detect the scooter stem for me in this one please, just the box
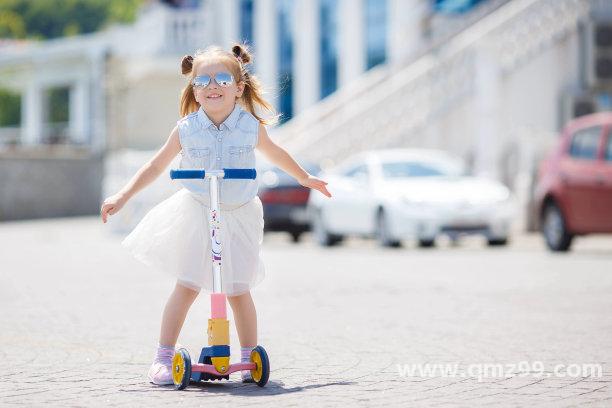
[209,175,222,293]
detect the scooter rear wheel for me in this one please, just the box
[250,345,270,387]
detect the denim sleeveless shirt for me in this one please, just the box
[176,104,259,205]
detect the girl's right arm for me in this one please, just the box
[101,126,181,223]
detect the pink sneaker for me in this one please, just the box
[147,343,182,386]
[148,361,174,385]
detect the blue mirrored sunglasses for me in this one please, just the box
[192,72,234,88]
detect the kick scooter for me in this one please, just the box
[169,168,270,390]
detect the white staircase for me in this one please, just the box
[272,0,589,166]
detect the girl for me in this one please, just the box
[100,44,331,385]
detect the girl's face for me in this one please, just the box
[193,61,244,116]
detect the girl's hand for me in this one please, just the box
[299,174,332,198]
[101,193,128,223]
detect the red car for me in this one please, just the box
[535,112,612,251]
[257,160,320,242]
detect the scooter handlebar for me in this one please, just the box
[170,169,206,179]
[222,168,257,179]
[170,168,257,180]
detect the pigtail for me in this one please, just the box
[179,55,199,117]
[181,55,194,74]
[232,44,251,64]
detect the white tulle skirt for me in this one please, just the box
[121,188,265,296]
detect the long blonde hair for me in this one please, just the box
[179,44,278,125]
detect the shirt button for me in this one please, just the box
[217,157,221,161]
[217,138,221,142]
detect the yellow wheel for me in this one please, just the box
[172,348,192,390]
[250,345,269,387]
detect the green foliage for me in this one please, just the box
[0,0,145,40]
[0,10,25,38]
[108,0,144,24]
[0,88,21,126]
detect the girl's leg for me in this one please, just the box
[148,281,199,385]
[227,291,258,382]
[159,281,200,346]
[227,291,257,347]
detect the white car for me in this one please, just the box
[308,149,515,247]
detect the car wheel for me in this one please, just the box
[312,209,343,247]
[542,202,573,252]
[290,231,302,243]
[487,238,508,246]
[376,210,401,248]
[418,238,436,248]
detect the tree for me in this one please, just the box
[0,0,145,40]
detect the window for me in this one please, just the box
[320,0,338,99]
[366,0,386,69]
[569,126,601,160]
[344,164,369,179]
[240,0,254,45]
[278,0,294,123]
[381,161,448,178]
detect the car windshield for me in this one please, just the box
[381,161,460,178]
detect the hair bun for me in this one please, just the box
[231,44,251,64]
[181,55,194,75]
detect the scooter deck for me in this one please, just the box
[191,362,256,376]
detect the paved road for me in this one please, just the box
[1,217,611,407]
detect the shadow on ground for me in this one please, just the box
[140,379,357,396]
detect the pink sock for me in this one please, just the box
[241,347,254,381]
[241,346,254,362]
[155,343,175,366]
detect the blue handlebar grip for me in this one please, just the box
[170,169,206,179]
[223,168,257,179]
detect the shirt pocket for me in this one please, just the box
[228,145,253,168]
[187,147,211,169]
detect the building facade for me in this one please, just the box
[1,0,594,224]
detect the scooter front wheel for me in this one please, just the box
[172,348,192,390]
[250,345,270,387]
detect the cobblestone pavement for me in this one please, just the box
[0,217,611,407]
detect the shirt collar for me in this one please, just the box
[197,104,242,131]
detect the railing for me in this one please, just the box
[161,6,212,55]
[273,0,588,165]
[0,126,19,146]
[40,122,70,145]
[0,122,89,147]
[426,0,514,55]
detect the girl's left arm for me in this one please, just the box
[256,124,331,198]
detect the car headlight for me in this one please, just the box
[261,170,279,187]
